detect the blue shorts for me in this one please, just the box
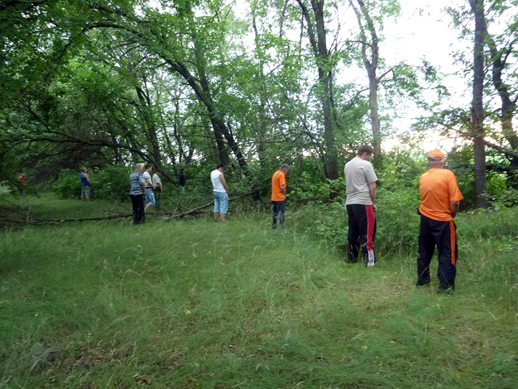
[145,188,155,206]
[213,191,228,214]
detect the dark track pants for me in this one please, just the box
[130,194,145,224]
[347,204,376,264]
[417,215,457,289]
[272,200,286,228]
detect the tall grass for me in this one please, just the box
[0,196,517,388]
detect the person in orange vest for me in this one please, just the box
[417,150,463,293]
[271,164,290,228]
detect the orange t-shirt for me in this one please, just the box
[419,168,463,221]
[271,171,287,201]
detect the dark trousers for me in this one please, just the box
[347,204,376,263]
[130,194,145,224]
[417,215,457,289]
[272,200,286,228]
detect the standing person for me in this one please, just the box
[211,163,229,222]
[271,164,290,229]
[179,168,186,200]
[18,174,26,197]
[79,168,91,201]
[130,163,146,224]
[416,150,463,293]
[143,164,156,212]
[344,145,378,266]
[152,169,162,202]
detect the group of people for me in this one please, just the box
[129,164,164,223]
[344,145,462,293]
[125,143,462,293]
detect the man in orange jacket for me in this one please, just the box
[417,150,463,293]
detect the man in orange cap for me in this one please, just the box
[417,149,463,293]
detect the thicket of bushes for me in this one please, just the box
[51,155,518,257]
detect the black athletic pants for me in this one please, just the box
[417,215,457,289]
[130,194,145,224]
[346,204,376,263]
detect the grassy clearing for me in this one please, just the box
[0,194,517,388]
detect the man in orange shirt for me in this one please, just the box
[417,150,463,293]
[271,164,290,228]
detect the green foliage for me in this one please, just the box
[53,165,132,202]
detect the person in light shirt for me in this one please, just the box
[344,145,378,266]
[210,164,229,222]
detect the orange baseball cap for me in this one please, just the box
[428,149,445,160]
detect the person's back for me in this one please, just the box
[419,169,460,221]
[211,169,225,192]
[344,157,376,205]
[130,170,144,195]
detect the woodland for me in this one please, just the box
[2,2,518,387]
[1,0,518,209]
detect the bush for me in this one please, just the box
[53,165,132,202]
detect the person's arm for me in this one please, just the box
[368,181,377,212]
[158,181,162,190]
[450,201,460,219]
[145,176,155,190]
[280,184,286,196]
[219,174,229,195]
[84,173,90,185]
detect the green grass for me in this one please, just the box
[1,193,517,388]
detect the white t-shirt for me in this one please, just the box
[211,170,226,193]
[143,172,152,188]
[344,157,377,205]
[152,173,161,187]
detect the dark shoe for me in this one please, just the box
[416,279,430,287]
[437,286,455,294]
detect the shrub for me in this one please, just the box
[53,165,132,202]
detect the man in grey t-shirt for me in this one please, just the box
[344,144,378,266]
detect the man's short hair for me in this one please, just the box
[135,163,144,170]
[81,168,87,172]
[357,145,373,156]
[216,163,225,169]
[144,164,152,170]
[280,164,290,171]
[155,169,162,173]
[180,168,185,172]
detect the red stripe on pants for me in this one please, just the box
[366,205,375,252]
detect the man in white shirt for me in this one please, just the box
[210,163,229,222]
[152,169,162,201]
[344,145,378,266]
[143,164,156,212]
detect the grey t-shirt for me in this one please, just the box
[344,157,377,205]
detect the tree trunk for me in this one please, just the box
[352,0,382,168]
[470,0,489,208]
[296,0,339,181]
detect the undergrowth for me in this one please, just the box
[1,195,517,388]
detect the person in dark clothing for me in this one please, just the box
[129,163,146,224]
[179,168,186,199]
